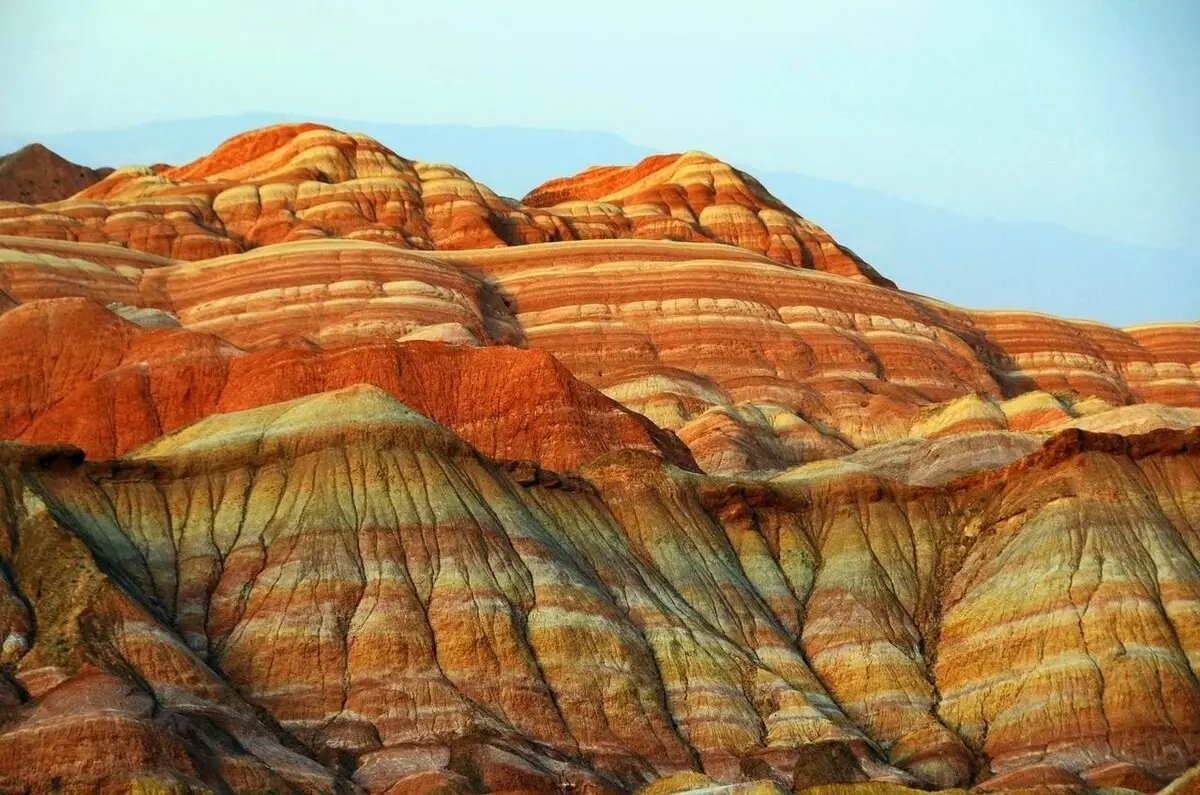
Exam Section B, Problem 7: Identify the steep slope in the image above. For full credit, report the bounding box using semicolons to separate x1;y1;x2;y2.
0;297;235;442
1;121;1199;794
2;391;1198;793
0;297;694;471
523;151;892;286
3;234;1197;475
0;443;354;795
0;123;887;283
0;143;111;204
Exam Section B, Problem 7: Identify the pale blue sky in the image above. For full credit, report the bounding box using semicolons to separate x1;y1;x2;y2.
1;0;1198;257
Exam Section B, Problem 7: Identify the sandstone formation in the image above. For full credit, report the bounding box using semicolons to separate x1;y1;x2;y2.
3;232;1198;475
2;399;1199;793
523;151;892;285
0;121;1198;794
0;442;353;795
0;123;885;283
0;297;694;472
0;143;111;204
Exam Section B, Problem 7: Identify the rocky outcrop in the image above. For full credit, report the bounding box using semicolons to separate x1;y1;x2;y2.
3;235;1198;476
523;151;892;286
0;442;353;794
0;123;886;283
0;143;111;204
445;243;1200;462
1;393;1198;793
0;297;233;442
1;121;1199;794
2;298;694;472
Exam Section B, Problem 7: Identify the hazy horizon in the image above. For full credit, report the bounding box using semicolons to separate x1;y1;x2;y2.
2;1;1197;323
5;2;1198;245
6;108;1197;249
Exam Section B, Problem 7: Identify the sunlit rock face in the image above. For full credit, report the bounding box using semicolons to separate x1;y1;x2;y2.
0;123;885;282
3;233;1197;476
1;122;1199;794
3;396;1198;794
521;150;892;286
0;297;694;473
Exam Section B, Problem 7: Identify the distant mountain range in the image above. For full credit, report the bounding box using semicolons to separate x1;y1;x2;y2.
2;112;1194;326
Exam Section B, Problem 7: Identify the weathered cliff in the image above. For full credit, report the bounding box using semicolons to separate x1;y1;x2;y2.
1;122;1198;794
1;392;1198;793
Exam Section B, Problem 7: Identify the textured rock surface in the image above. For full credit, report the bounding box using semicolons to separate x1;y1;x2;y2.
2;403;1198;792
1;121;1199;794
0;143;111;204
3;233;1197;475
523;151;891;285
442;244;1200;464
0;442;352;795
2;297;693;472
0;123;885;283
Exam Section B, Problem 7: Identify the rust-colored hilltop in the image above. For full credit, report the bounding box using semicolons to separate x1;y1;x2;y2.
0;122;888;284
1;122;1199;795
523;150;890;284
0;142;111;204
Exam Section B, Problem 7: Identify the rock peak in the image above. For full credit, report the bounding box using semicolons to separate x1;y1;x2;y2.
0;119;1198;795
523;149;759;207
0;141;111;203
130;383;446;462
6;121;890;283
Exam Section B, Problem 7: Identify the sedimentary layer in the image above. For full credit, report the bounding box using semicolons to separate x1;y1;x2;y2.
3;235;1196;475
0;296;694;472
1;391;1197;794
0;123;887;283
2;120;1199;795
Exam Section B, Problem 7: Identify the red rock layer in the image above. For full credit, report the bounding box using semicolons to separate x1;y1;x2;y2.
0;297;234;441
450;244;1200;448
0;143;111;204
963;310;1200;406
3;235;1198;474
4;297;693;472
0;123;887;283
0;235;173;309
523;151;893;285
139;238;525;350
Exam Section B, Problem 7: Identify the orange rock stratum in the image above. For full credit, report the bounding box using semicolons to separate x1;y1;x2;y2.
0;123;1198;795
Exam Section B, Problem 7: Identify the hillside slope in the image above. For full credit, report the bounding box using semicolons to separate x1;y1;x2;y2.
0;142;111;203
0;122;1198;794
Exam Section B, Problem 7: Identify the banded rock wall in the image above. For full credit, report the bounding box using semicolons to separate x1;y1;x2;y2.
1;122;1199;795
1;390;1197;794
0;124;887;284
3;234;1196;476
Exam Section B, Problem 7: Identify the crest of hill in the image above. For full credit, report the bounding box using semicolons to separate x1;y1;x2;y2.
0;143;112;204
0;122;890;284
523;149;894;285
129;384;447;462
